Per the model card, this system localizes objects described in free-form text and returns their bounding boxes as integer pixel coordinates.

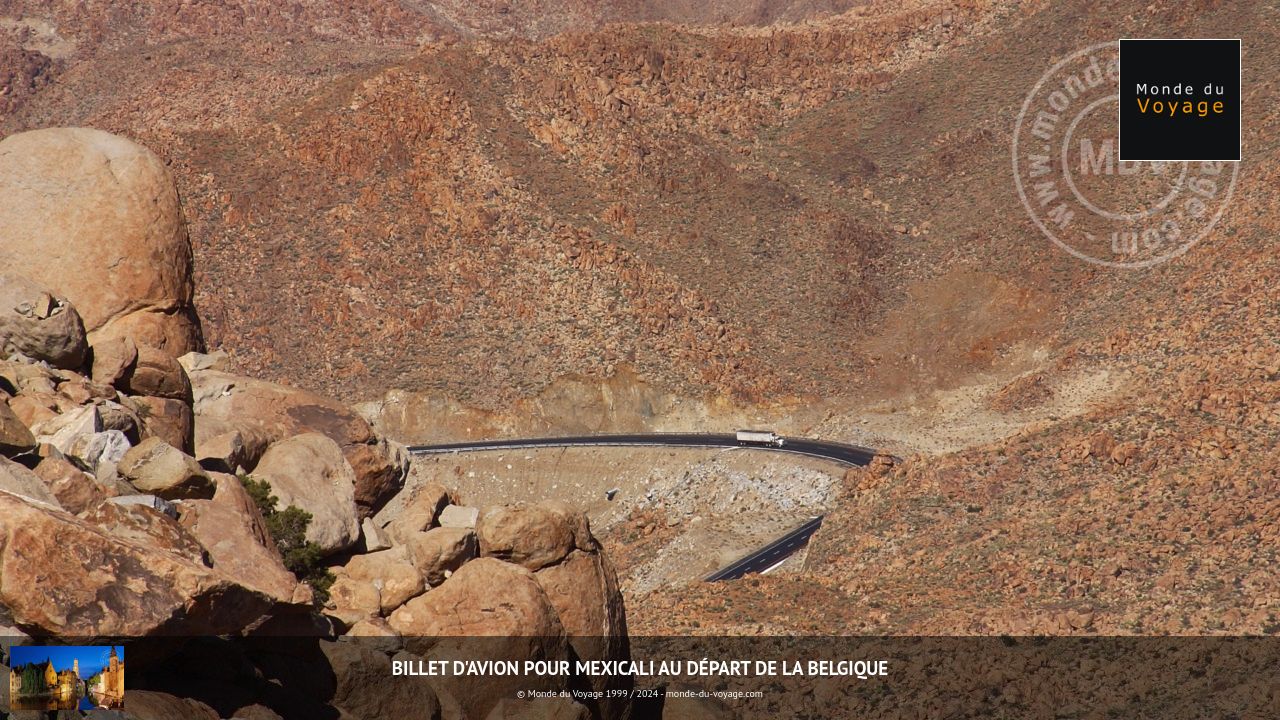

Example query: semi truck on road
[735,430,786,447]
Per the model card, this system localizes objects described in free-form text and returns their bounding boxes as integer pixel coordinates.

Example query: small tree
[239,475,335,605]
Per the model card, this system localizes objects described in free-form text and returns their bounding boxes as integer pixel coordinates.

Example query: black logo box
[1119,38,1241,162]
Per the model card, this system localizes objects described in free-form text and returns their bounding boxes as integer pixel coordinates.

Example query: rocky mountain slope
[0,128,632,720]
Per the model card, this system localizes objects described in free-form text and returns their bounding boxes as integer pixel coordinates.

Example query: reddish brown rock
[34,455,112,514]
[0,128,202,357]
[195,429,266,474]
[405,527,478,586]
[0,456,60,507]
[327,570,383,626]
[127,394,195,453]
[7,393,58,430]
[252,433,359,555]
[0,274,88,370]
[190,369,373,448]
[536,549,627,651]
[120,344,193,401]
[118,437,214,500]
[388,559,565,638]
[82,500,210,566]
[0,399,36,458]
[536,549,631,720]
[232,705,285,720]
[345,438,406,518]
[388,559,569,720]
[179,473,298,602]
[0,492,276,635]
[380,482,452,545]
[477,503,580,571]
[342,545,425,614]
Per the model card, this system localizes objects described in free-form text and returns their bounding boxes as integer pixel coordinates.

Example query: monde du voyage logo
[1013,39,1241,268]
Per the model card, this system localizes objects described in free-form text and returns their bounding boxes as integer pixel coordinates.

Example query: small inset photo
[6,645,125,713]
[1119,38,1241,161]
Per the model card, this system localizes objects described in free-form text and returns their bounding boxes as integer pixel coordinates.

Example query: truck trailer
[735,430,786,447]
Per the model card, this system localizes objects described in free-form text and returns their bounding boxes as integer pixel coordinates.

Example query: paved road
[704,516,825,582]
[407,433,879,466]
[407,433,880,582]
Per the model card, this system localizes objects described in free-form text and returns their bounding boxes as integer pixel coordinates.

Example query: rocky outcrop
[179,473,298,602]
[0,274,88,370]
[0,128,202,357]
[252,432,359,555]
[0,492,276,635]
[189,366,405,516]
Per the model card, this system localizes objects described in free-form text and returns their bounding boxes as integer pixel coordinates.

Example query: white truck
[735,430,785,448]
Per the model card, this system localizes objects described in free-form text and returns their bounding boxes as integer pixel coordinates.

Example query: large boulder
[0,274,88,369]
[179,473,298,602]
[477,503,587,571]
[405,527,477,587]
[124,394,195,454]
[0,399,36,457]
[118,344,193,402]
[0,492,276,635]
[89,335,138,387]
[0,128,202,356]
[118,437,214,500]
[327,572,383,626]
[319,639,441,720]
[252,433,359,555]
[195,429,266,474]
[81,500,210,566]
[340,545,425,614]
[536,550,631,720]
[345,437,409,519]
[387,560,565,639]
[189,368,404,515]
[379,482,452,545]
[388,559,570,720]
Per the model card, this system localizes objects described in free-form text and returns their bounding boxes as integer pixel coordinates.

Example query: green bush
[239,475,335,605]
